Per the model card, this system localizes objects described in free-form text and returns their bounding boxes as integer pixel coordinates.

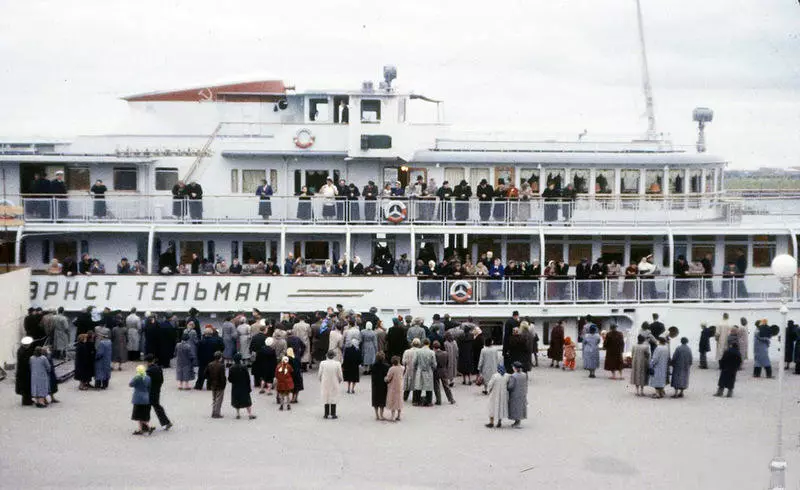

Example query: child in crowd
[563,337,576,371]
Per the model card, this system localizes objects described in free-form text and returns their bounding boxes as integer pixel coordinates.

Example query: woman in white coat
[318,351,343,419]
[485,364,509,428]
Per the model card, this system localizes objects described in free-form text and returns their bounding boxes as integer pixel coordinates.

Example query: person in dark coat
[501,311,520,371]
[252,337,277,394]
[228,353,256,419]
[506,328,530,373]
[699,322,714,369]
[548,322,565,367]
[195,328,223,390]
[44,347,60,404]
[90,179,107,218]
[385,323,408,361]
[342,340,362,394]
[715,342,743,397]
[74,333,95,390]
[145,355,172,430]
[457,325,476,384]
[186,181,203,223]
[785,320,798,370]
[256,179,273,221]
[370,352,389,420]
[206,352,227,418]
[51,171,68,219]
[476,179,494,222]
[144,316,161,361]
[15,337,34,406]
[541,182,560,222]
[171,180,187,218]
[603,324,625,379]
[158,316,177,368]
[287,347,304,403]
[312,319,332,362]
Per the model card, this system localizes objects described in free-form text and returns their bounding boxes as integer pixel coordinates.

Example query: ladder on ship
[183,122,223,182]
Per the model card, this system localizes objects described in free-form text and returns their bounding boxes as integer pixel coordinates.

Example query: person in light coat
[444,331,459,385]
[413,339,437,407]
[714,313,732,362]
[111,322,128,370]
[506,361,528,428]
[343,322,361,350]
[30,347,52,407]
[360,322,378,374]
[126,315,141,362]
[477,338,502,395]
[385,355,405,421]
[485,364,509,428]
[582,326,602,378]
[328,325,344,362]
[649,337,669,398]
[292,317,312,369]
[318,351,343,419]
[738,317,750,361]
[402,339,421,403]
[236,319,252,363]
[51,308,71,359]
[221,317,238,364]
[753,323,772,378]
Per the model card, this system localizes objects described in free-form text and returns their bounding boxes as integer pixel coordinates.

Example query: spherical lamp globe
[771,254,797,279]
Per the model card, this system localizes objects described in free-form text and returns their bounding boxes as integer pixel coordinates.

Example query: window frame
[113,167,138,192]
[154,168,179,192]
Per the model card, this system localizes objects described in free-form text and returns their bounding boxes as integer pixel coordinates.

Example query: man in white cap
[51,170,68,220]
[15,337,35,406]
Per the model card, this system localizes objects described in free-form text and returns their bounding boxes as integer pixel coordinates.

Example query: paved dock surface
[1,362,799,489]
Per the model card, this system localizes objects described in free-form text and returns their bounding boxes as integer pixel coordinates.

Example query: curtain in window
[444,167,465,186]
[469,168,489,189]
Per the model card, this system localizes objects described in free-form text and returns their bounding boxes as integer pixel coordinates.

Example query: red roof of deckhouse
[122,80,287,102]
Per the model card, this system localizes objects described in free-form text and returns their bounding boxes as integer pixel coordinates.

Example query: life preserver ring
[384,200,407,223]
[450,280,473,303]
[293,128,315,149]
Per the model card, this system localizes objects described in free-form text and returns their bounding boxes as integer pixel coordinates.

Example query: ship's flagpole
[635,0,658,140]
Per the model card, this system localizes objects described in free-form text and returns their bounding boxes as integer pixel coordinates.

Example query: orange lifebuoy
[293,128,315,149]
[450,280,473,303]
[384,200,407,223]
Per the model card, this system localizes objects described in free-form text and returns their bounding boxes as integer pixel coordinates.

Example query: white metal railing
[15,194,742,226]
[416,276,792,305]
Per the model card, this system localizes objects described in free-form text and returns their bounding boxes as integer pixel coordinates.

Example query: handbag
[474,375,484,386]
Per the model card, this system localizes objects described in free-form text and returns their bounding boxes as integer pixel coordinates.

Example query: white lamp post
[769,253,796,490]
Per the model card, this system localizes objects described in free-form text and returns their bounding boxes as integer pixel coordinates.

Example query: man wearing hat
[51,170,68,220]
[393,253,411,275]
[15,337,35,406]
[507,361,528,428]
[362,180,378,221]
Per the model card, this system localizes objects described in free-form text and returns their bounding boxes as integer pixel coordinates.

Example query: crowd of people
[16,304,800,434]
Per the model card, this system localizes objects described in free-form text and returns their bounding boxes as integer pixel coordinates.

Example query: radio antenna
[635,0,657,140]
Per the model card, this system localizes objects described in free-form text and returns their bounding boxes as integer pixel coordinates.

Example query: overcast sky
[0,0,798,169]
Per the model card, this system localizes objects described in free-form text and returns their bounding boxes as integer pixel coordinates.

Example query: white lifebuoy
[449,280,473,303]
[293,128,315,149]
[384,200,407,223]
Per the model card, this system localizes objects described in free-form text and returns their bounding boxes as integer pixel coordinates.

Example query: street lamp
[769,253,796,489]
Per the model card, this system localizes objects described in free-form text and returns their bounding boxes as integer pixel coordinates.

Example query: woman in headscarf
[485,364,509,428]
[274,356,294,411]
[582,325,602,378]
[371,351,389,421]
[74,333,94,391]
[287,347,304,403]
[236,318,252,365]
[174,333,196,390]
[385,355,404,422]
[649,337,669,398]
[94,329,113,389]
[30,346,51,408]
[228,353,256,419]
[342,339,363,394]
[360,322,378,375]
[253,337,277,395]
[630,335,650,396]
[129,365,154,435]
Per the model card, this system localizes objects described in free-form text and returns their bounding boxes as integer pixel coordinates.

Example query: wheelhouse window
[669,169,684,194]
[706,169,715,193]
[689,169,702,193]
[645,169,663,194]
[65,166,90,191]
[155,168,179,191]
[113,167,138,191]
[309,98,329,122]
[544,169,565,191]
[571,169,590,194]
[620,169,640,194]
[521,169,540,193]
[595,169,612,194]
[361,99,381,123]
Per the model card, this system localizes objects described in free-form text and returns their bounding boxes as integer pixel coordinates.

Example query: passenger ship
[3,66,797,353]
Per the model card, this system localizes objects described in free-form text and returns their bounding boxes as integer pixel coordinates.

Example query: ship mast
[635,0,657,140]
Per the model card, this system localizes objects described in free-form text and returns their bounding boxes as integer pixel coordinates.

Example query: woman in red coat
[274,356,294,411]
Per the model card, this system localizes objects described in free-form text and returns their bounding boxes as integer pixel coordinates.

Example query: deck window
[242,170,264,194]
[361,100,381,123]
[621,169,639,194]
[571,169,590,193]
[752,236,776,268]
[521,169,540,193]
[155,168,179,191]
[669,170,684,194]
[65,166,90,191]
[243,241,266,264]
[568,243,592,264]
[595,169,613,194]
[544,169,565,191]
[507,242,531,263]
[544,243,563,264]
[645,170,663,194]
[113,167,138,191]
[309,98,329,122]
[689,170,702,193]
[469,168,490,190]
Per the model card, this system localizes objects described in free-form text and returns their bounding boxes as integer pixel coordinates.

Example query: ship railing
[416,275,792,305]
[14,194,741,225]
